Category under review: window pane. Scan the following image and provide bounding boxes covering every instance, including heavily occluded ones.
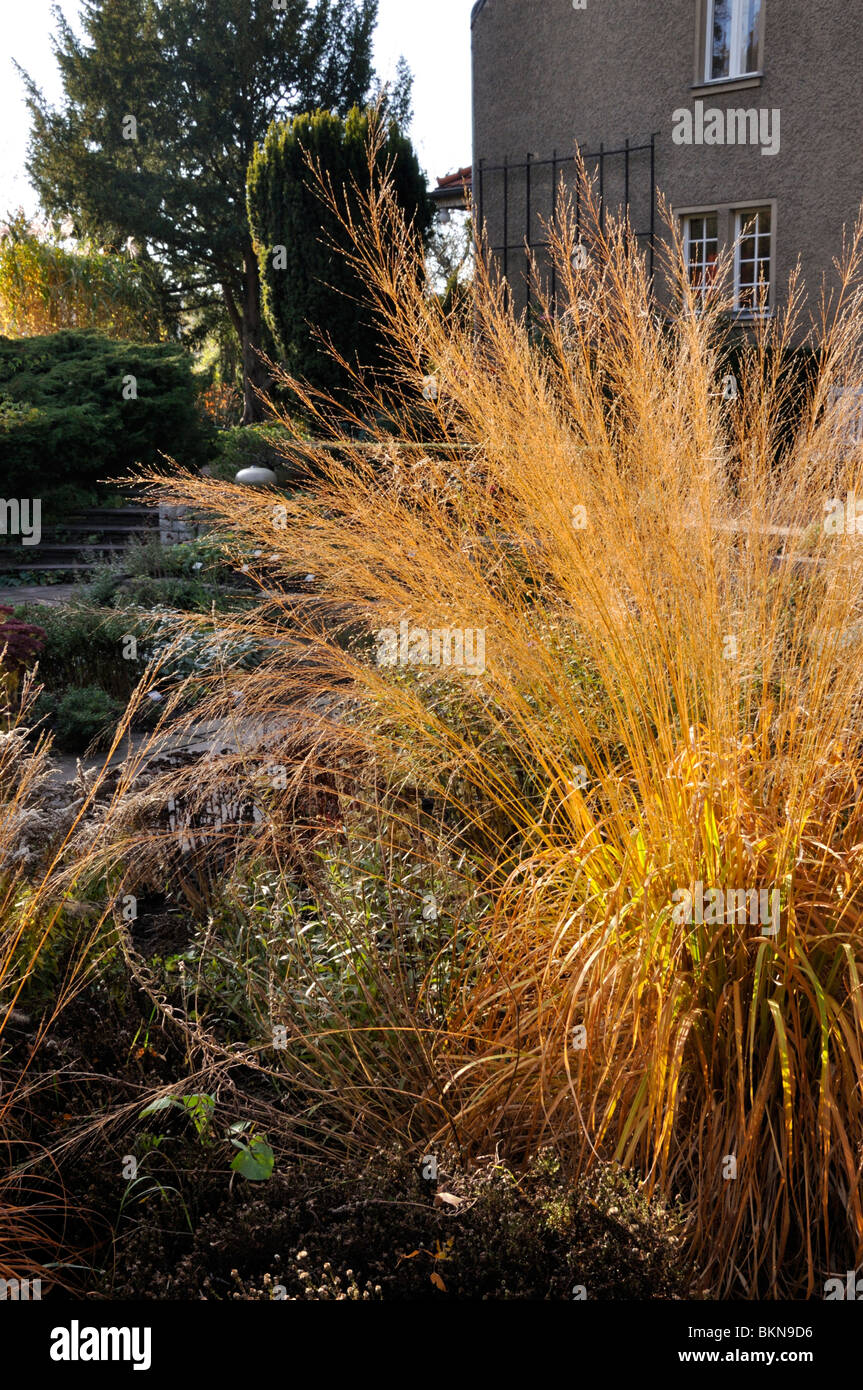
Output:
[686,213,719,304]
[709,0,761,80]
[710,0,732,79]
[741,0,762,73]
[735,208,771,311]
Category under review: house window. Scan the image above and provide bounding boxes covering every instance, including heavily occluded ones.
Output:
[678,202,775,315]
[684,213,719,305]
[734,206,771,311]
[706,0,762,81]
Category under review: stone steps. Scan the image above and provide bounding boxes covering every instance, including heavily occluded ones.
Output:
[0,504,159,574]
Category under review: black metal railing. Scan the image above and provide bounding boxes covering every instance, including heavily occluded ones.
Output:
[476,134,658,308]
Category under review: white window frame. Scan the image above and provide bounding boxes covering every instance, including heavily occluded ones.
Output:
[704,0,762,83]
[674,199,777,319]
[732,205,772,315]
[683,212,720,307]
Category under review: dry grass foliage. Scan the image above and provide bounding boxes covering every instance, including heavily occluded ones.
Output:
[84,144,863,1298]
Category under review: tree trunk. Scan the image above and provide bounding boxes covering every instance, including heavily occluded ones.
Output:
[240,244,269,424]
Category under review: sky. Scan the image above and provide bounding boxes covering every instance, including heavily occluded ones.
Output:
[0,0,474,218]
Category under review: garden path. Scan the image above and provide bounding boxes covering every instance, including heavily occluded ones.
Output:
[0,584,79,606]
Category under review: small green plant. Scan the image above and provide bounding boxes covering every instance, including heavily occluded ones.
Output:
[40,684,123,752]
[228,1123,275,1182]
[140,1092,216,1140]
[118,1160,193,1233]
[138,1096,274,1182]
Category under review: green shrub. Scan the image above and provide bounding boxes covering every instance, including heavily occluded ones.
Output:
[0,331,216,493]
[82,536,241,611]
[14,604,146,700]
[116,575,216,611]
[213,424,302,484]
[41,684,123,752]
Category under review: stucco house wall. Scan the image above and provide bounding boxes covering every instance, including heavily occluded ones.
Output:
[471,0,863,315]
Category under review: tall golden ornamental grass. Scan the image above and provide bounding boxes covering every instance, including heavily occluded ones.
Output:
[127,147,863,1297]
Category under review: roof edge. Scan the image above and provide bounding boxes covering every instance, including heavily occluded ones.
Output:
[471,0,490,27]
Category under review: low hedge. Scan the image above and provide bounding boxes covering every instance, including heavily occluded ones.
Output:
[13,603,146,700]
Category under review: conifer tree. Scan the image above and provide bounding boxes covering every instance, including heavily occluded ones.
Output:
[247,106,432,399]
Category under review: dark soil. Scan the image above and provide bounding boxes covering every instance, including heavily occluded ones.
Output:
[4,967,696,1302]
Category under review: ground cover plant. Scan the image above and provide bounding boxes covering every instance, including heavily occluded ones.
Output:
[6,539,252,751]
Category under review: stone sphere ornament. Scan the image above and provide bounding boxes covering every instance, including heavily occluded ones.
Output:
[235,466,278,487]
